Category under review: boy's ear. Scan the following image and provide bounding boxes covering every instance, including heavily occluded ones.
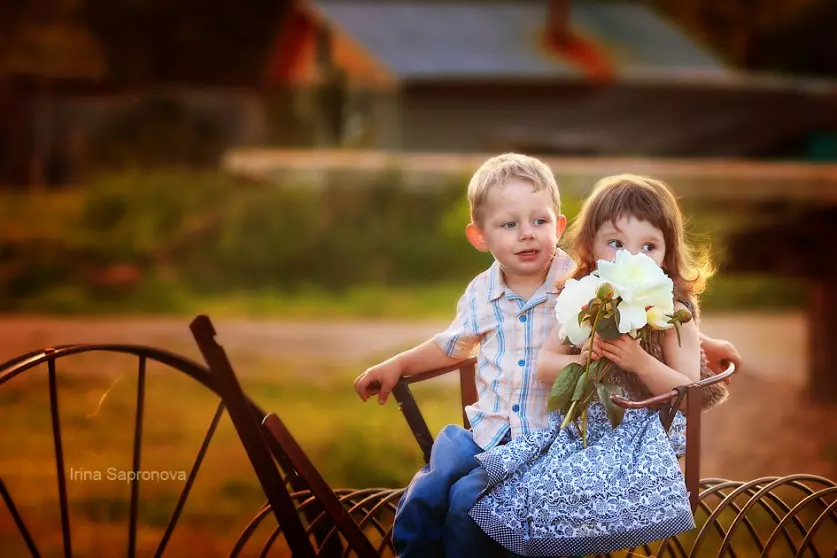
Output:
[466,222,490,252]
[555,213,568,239]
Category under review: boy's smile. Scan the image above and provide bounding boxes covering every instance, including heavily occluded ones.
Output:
[515,249,540,262]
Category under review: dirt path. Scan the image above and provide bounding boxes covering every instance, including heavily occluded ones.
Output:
[0,315,446,367]
[2,312,834,481]
[0,312,805,380]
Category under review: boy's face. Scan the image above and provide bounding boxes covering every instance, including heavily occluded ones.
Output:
[466,178,566,282]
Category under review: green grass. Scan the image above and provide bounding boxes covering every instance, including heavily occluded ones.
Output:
[9,281,470,319]
[6,274,806,319]
[0,169,808,319]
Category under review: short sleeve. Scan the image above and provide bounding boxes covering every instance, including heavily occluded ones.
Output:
[433,281,481,359]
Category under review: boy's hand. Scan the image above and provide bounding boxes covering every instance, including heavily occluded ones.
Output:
[354,359,404,405]
[597,335,650,374]
[700,335,741,383]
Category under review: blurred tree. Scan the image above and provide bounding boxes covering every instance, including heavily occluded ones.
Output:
[81,0,289,86]
[0,0,106,188]
[748,0,837,76]
[645,0,835,75]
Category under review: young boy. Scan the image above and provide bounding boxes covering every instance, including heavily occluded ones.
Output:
[353,153,741,558]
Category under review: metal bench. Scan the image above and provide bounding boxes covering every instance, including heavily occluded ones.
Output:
[192,315,837,557]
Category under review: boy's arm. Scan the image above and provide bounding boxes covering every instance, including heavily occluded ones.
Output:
[354,280,480,405]
[354,339,464,405]
[698,333,741,378]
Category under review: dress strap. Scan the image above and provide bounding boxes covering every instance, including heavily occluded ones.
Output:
[675,297,693,312]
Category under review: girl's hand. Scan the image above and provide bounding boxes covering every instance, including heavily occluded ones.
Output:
[578,336,603,364]
[597,334,651,374]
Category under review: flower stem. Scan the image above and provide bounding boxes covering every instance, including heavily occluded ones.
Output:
[581,405,588,448]
[570,307,604,442]
[560,400,577,430]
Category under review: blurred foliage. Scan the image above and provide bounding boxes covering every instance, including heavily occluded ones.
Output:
[87,96,230,169]
[0,169,806,315]
[635,0,837,76]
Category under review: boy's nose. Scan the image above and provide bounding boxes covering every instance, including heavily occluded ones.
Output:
[519,227,535,240]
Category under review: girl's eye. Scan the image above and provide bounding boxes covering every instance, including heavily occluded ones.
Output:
[642,243,655,251]
[607,240,622,248]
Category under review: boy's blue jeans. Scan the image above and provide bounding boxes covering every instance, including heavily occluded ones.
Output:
[392,424,506,558]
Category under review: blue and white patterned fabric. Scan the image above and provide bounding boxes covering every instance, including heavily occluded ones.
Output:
[468,402,694,557]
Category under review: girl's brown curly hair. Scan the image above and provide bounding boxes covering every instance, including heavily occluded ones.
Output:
[563,174,715,315]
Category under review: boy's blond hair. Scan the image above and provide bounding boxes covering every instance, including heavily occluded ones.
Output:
[467,153,561,225]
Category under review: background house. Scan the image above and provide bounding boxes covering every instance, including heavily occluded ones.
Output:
[3,0,837,187]
[265,0,837,157]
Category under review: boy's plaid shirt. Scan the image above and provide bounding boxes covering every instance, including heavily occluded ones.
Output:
[434,249,576,450]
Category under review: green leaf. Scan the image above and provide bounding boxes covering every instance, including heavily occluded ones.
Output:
[548,363,584,412]
[595,382,626,429]
[587,358,602,381]
[572,371,597,402]
[577,310,585,327]
[596,315,621,340]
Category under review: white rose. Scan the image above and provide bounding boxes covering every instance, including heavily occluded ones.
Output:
[646,305,673,330]
[595,250,675,334]
[555,274,603,346]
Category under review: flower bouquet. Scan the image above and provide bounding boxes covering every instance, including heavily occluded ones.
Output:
[548,250,693,445]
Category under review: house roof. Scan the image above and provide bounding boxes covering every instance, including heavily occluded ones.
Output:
[304,0,731,81]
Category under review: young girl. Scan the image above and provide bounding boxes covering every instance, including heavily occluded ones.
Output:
[467,174,727,557]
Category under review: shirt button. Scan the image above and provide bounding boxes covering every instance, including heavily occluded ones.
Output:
[519,315,527,323]
[518,359,525,367]
[512,404,520,412]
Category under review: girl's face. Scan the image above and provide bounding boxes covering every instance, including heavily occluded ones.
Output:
[592,215,666,267]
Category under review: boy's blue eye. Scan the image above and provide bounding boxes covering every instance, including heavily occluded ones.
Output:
[501,222,516,229]
[534,218,547,225]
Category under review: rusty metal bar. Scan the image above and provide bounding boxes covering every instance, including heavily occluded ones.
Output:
[47,351,72,558]
[610,360,736,409]
[128,355,147,558]
[458,360,478,429]
[391,381,435,464]
[190,315,317,558]
[0,477,42,557]
[154,400,226,558]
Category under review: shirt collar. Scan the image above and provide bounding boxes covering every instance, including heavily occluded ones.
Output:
[486,248,573,302]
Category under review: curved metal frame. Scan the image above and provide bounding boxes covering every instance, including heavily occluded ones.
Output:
[3,336,835,557]
[0,343,308,558]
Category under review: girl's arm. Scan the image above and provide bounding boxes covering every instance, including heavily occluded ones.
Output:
[597,301,701,396]
[536,326,588,385]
